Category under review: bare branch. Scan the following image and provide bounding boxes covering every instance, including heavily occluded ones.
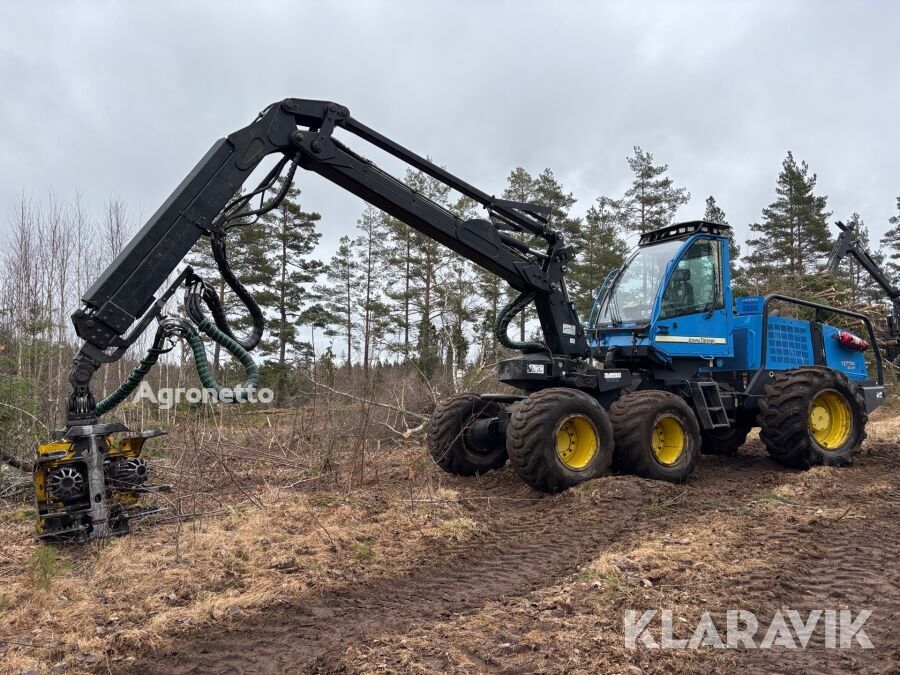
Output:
[0,401,49,431]
[0,450,30,473]
[379,419,428,438]
[297,372,428,420]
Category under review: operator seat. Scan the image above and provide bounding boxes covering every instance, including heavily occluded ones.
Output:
[664,268,694,310]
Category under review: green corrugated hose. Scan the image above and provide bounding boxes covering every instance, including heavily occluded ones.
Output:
[97,315,260,417]
[189,317,259,400]
[95,345,168,416]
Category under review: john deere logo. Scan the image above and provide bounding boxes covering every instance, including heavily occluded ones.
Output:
[656,335,727,345]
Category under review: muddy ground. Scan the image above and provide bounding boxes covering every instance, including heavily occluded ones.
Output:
[1,408,898,674]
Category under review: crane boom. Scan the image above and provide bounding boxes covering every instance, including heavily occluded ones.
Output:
[826,220,899,361]
[66,99,588,425]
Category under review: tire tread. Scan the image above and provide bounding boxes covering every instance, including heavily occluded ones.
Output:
[506,388,613,493]
[758,366,867,469]
[609,390,700,482]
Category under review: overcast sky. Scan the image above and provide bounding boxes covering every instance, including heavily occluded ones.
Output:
[1,0,898,262]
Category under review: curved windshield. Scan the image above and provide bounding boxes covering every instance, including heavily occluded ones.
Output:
[597,239,682,325]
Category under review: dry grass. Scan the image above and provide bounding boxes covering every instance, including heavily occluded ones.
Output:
[0,466,476,673]
[1,404,897,673]
[0,391,464,674]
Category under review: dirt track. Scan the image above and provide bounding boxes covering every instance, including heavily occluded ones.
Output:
[130,414,900,674]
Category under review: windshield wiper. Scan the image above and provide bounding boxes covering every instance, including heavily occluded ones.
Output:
[607,279,625,326]
[703,275,721,318]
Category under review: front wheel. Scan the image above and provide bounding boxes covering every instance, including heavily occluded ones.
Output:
[427,394,508,476]
[610,391,701,482]
[758,366,867,469]
[506,388,614,493]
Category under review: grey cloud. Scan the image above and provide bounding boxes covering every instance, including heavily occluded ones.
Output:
[0,0,897,258]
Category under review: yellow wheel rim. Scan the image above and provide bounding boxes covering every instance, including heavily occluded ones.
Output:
[809,390,852,449]
[651,415,686,465]
[556,414,599,470]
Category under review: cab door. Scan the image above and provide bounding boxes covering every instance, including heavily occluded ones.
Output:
[650,236,733,359]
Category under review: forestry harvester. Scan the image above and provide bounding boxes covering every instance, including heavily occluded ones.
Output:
[33,99,886,541]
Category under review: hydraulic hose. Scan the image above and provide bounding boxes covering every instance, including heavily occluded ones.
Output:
[200,158,299,351]
[494,291,547,352]
[184,277,259,394]
[205,233,265,351]
[97,253,264,417]
[95,326,171,416]
[97,314,260,416]
[188,316,260,400]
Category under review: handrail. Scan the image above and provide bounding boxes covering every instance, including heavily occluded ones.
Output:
[756,293,884,387]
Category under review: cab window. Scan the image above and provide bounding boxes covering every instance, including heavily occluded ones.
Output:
[596,239,682,325]
[659,238,723,319]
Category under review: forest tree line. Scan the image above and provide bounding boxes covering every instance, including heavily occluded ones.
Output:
[1,148,899,439]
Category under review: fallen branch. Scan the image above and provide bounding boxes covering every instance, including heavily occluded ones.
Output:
[0,451,30,473]
[379,419,428,439]
[298,373,428,420]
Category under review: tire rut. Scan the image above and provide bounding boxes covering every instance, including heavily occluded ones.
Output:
[748,471,900,672]
[129,436,899,674]
[131,477,652,674]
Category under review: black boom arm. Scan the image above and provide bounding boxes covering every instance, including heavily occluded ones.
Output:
[67,99,588,423]
[826,220,900,347]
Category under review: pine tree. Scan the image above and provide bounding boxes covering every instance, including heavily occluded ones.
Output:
[407,170,451,376]
[744,152,833,292]
[388,166,469,378]
[435,253,476,378]
[531,168,580,239]
[353,205,392,375]
[881,194,900,279]
[382,213,416,361]
[571,196,628,319]
[316,235,357,368]
[380,163,453,368]
[703,195,727,225]
[499,168,539,342]
[490,167,581,343]
[473,263,505,363]
[437,196,479,373]
[702,195,742,286]
[256,178,322,402]
[297,302,330,369]
[622,147,690,233]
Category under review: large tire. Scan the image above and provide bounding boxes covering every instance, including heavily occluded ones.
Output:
[758,366,867,469]
[610,390,701,482]
[506,388,614,493]
[701,426,750,456]
[427,393,507,476]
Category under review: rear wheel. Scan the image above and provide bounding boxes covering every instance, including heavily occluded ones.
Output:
[758,366,866,469]
[427,393,507,476]
[506,388,614,493]
[610,391,701,482]
[700,426,750,456]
